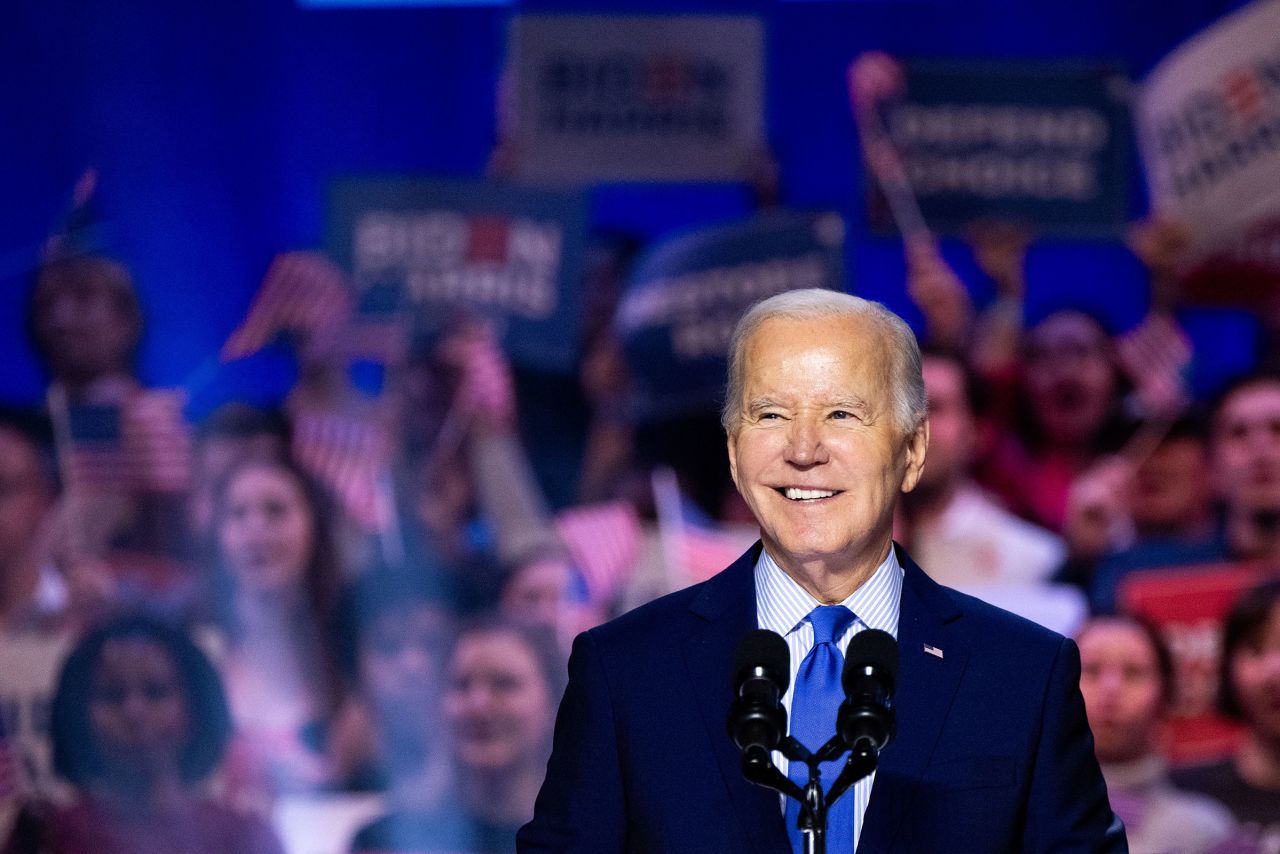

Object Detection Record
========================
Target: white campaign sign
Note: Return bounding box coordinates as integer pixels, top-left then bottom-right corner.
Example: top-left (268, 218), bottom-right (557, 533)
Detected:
top-left (1136, 0), bottom-right (1280, 252)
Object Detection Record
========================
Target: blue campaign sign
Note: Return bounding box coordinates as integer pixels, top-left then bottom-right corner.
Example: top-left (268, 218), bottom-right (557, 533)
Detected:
top-left (874, 61), bottom-right (1132, 236)
top-left (617, 211), bottom-right (846, 422)
top-left (328, 177), bottom-right (589, 373)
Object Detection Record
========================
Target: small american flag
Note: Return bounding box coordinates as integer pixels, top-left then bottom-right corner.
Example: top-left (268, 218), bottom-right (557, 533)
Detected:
top-left (652, 468), bottom-right (756, 585)
top-left (64, 394), bottom-right (191, 495)
top-left (1117, 311), bottom-right (1192, 419)
top-left (554, 501), bottom-right (641, 604)
top-left (923, 644), bottom-right (944, 659)
top-left (65, 404), bottom-right (131, 494)
top-left (222, 252), bottom-right (353, 361)
top-left (292, 412), bottom-right (393, 532)
top-left (675, 509), bottom-right (757, 583)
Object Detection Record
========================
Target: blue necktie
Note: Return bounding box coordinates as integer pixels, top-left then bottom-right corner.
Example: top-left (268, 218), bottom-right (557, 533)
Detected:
top-left (787, 605), bottom-right (857, 854)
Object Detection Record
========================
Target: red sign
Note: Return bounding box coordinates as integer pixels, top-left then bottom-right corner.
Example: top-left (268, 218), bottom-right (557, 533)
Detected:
top-left (1118, 561), bottom-right (1263, 765)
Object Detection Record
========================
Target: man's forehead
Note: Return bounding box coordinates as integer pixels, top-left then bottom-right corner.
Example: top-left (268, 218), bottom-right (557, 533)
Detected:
top-left (1220, 384), bottom-right (1280, 423)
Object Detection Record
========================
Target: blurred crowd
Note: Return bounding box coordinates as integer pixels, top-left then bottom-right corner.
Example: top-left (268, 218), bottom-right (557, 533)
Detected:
top-left (2, 83), bottom-right (1280, 854)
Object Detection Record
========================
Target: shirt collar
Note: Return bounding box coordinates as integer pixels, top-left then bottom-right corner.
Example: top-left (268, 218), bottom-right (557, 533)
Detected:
top-left (755, 543), bottom-right (903, 639)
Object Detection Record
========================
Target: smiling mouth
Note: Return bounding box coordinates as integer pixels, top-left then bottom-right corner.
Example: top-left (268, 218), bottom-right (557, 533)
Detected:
top-left (777, 487), bottom-right (841, 502)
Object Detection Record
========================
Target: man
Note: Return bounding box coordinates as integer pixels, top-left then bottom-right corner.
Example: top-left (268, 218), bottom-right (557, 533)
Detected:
top-left (1089, 372), bottom-right (1280, 612)
top-left (903, 350), bottom-right (1066, 589)
top-left (518, 290), bottom-right (1124, 853)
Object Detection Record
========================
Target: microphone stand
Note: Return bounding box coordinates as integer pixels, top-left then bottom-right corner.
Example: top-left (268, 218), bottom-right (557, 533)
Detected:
top-left (742, 735), bottom-right (881, 854)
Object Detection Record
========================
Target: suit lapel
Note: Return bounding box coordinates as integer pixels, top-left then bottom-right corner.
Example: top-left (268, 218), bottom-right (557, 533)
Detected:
top-left (857, 549), bottom-right (969, 854)
top-left (682, 544), bottom-right (791, 854)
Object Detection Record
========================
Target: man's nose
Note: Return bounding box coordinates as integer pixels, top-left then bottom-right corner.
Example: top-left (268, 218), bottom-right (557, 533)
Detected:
top-left (784, 417), bottom-right (829, 466)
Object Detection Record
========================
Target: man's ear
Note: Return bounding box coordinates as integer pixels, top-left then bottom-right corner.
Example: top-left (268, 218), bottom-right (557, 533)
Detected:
top-left (726, 430), bottom-right (740, 491)
top-left (900, 418), bottom-right (929, 494)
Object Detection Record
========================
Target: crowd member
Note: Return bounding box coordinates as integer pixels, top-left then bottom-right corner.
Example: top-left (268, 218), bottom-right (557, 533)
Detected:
top-left (204, 457), bottom-right (347, 795)
top-left (1207, 375), bottom-right (1280, 568)
top-left (1090, 373), bottom-right (1280, 612)
top-left (978, 308), bottom-right (1133, 533)
top-left (1059, 416), bottom-right (1218, 607)
top-left (351, 618), bottom-right (563, 853)
top-left (189, 405), bottom-right (290, 540)
top-left (1076, 616), bottom-right (1235, 853)
top-left (498, 548), bottom-right (606, 651)
top-left (400, 322), bottom-right (565, 606)
top-left (899, 349), bottom-right (1065, 587)
top-left (2, 615), bottom-right (283, 854)
top-left (1174, 581), bottom-right (1280, 851)
top-left (26, 179), bottom-right (193, 594)
top-left (0, 420), bottom-right (67, 635)
top-left (27, 219), bottom-right (143, 408)
top-left (330, 569), bottom-right (455, 796)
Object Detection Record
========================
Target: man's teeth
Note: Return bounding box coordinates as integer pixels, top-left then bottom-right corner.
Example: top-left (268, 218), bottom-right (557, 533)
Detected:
top-left (784, 488), bottom-right (836, 501)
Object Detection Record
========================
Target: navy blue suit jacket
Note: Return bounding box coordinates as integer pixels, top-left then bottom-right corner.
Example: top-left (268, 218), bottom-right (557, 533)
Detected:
top-left (518, 544), bottom-right (1126, 853)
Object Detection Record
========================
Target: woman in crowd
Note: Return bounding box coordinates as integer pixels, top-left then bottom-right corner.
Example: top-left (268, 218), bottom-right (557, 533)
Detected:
top-left (1174, 581), bottom-right (1280, 850)
top-left (2, 614), bottom-right (283, 854)
top-left (350, 617), bottom-right (564, 853)
top-left (206, 456), bottom-right (347, 795)
top-left (1076, 615), bottom-right (1235, 852)
top-left (979, 308), bottom-right (1133, 533)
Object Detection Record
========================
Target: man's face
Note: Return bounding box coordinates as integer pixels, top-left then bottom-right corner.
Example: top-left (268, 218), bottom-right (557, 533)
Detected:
top-left (919, 356), bottom-right (974, 491)
top-left (727, 314), bottom-right (928, 575)
top-left (1023, 312), bottom-right (1116, 447)
top-left (0, 428), bottom-right (52, 567)
top-left (1211, 382), bottom-right (1280, 514)
top-left (32, 259), bottom-right (138, 384)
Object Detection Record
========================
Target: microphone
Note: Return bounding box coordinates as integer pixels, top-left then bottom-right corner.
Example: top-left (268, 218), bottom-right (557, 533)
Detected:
top-left (837, 629), bottom-right (898, 754)
top-left (727, 629), bottom-right (790, 756)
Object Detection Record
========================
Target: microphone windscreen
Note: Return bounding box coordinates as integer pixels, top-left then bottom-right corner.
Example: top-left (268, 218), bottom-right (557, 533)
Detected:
top-left (734, 629), bottom-right (791, 693)
top-left (843, 629), bottom-right (899, 691)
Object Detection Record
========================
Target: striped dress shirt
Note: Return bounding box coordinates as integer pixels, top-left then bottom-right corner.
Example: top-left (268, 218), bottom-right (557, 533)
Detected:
top-left (754, 544), bottom-right (903, 853)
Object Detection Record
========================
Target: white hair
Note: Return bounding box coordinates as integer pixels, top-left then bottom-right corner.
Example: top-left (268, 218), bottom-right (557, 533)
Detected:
top-left (720, 288), bottom-right (926, 435)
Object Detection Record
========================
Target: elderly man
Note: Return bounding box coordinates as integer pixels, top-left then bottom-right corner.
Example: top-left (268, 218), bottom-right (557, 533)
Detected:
top-left (518, 290), bottom-right (1124, 853)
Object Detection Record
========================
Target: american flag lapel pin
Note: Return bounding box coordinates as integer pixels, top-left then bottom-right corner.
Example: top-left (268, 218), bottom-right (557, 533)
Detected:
top-left (923, 643), bottom-right (944, 659)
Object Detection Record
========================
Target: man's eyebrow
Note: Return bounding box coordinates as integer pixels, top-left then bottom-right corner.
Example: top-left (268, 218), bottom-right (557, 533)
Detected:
top-left (746, 397), bottom-right (785, 414)
top-left (828, 396), bottom-right (870, 413)
top-left (745, 396), bottom-right (870, 414)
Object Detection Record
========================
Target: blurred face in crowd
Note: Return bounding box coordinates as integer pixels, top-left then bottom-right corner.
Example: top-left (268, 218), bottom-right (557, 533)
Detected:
top-left (1078, 618), bottom-right (1165, 764)
top-left (1023, 311), bottom-right (1117, 448)
top-left (919, 355), bottom-right (974, 492)
top-left (218, 463), bottom-right (316, 597)
top-left (190, 433), bottom-right (288, 537)
top-left (1130, 436), bottom-right (1211, 535)
top-left (500, 556), bottom-right (606, 644)
top-left (1229, 601), bottom-right (1280, 743)
top-left (727, 313), bottom-right (928, 578)
top-left (89, 637), bottom-right (189, 781)
top-left (361, 602), bottom-right (452, 747)
top-left (0, 427), bottom-right (53, 569)
top-left (31, 258), bottom-right (140, 386)
top-left (444, 628), bottom-right (555, 775)
top-left (1212, 381), bottom-right (1280, 515)
top-left (415, 455), bottom-right (474, 556)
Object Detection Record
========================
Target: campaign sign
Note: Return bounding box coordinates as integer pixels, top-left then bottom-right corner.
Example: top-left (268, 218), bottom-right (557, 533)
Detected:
top-left (876, 61), bottom-right (1130, 235)
top-left (617, 212), bottom-right (845, 422)
top-left (1118, 561), bottom-right (1263, 765)
top-left (1136, 0), bottom-right (1280, 254)
top-left (504, 14), bottom-right (766, 184)
top-left (328, 178), bottom-right (588, 373)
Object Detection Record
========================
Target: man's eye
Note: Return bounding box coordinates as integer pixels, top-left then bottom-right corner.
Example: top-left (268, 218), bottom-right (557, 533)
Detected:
top-left (758, 412), bottom-right (782, 421)
top-left (830, 410), bottom-right (853, 420)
